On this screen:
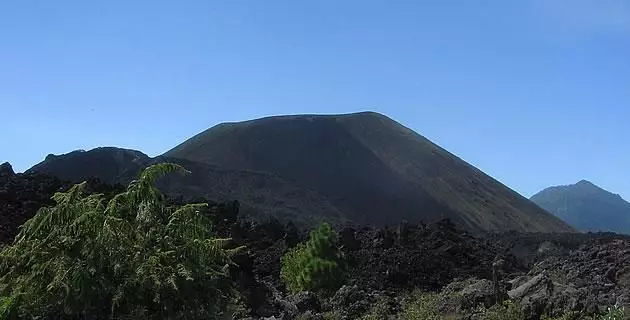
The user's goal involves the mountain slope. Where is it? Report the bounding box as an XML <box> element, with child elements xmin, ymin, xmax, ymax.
<box><xmin>164</xmin><ymin>111</ymin><xmax>573</xmax><ymax>232</ymax></box>
<box><xmin>28</xmin><ymin>147</ymin><xmax>151</xmax><ymax>185</ymax></box>
<box><xmin>531</xmin><ymin>180</ymin><xmax>630</xmax><ymax>234</ymax></box>
<box><xmin>27</xmin><ymin>149</ymin><xmax>347</xmax><ymax>226</ymax></box>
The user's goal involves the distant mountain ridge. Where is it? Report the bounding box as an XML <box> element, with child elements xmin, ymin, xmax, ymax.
<box><xmin>30</xmin><ymin>147</ymin><xmax>151</xmax><ymax>185</ymax></box>
<box><xmin>26</xmin><ymin>111</ymin><xmax>574</xmax><ymax>233</ymax></box>
<box><xmin>531</xmin><ymin>180</ymin><xmax>630</xmax><ymax>234</ymax></box>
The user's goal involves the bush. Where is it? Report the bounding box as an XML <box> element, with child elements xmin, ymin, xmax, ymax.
<box><xmin>472</xmin><ymin>300</ymin><xmax>523</xmax><ymax>320</ymax></box>
<box><xmin>541</xmin><ymin>304</ymin><xmax>625</xmax><ymax>320</ymax></box>
<box><xmin>402</xmin><ymin>290</ymin><xmax>442</xmax><ymax>320</ymax></box>
<box><xmin>363</xmin><ymin>295</ymin><xmax>393</xmax><ymax>320</ymax></box>
<box><xmin>397</xmin><ymin>291</ymin><xmax>626</xmax><ymax>320</ymax></box>
<box><xmin>0</xmin><ymin>163</ymin><xmax>243</xmax><ymax>319</ymax></box>
<box><xmin>322</xmin><ymin>311</ymin><xmax>342</xmax><ymax>320</ymax></box>
<box><xmin>0</xmin><ymin>295</ymin><xmax>18</xmax><ymax>320</ymax></box>
<box><xmin>280</xmin><ymin>222</ymin><xmax>345</xmax><ymax>294</ymax></box>
<box><xmin>601</xmin><ymin>305</ymin><xmax>625</xmax><ymax>320</ymax></box>
<box><xmin>542</xmin><ymin>311</ymin><xmax>591</xmax><ymax>320</ymax></box>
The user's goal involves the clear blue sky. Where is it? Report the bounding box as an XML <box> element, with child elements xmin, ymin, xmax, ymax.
<box><xmin>1</xmin><ymin>0</ymin><xmax>628</xmax><ymax>199</ymax></box>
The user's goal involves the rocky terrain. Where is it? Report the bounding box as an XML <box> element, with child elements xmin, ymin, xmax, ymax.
<box><xmin>232</xmin><ymin>219</ymin><xmax>630</xmax><ymax>319</ymax></box>
<box><xmin>0</xmin><ymin>162</ymin><xmax>67</xmax><ymax>244</ymax></box>
<box><xmin>1</xmin><ymin>168</ymin><xmax>629</xmax><ymax>319</ymax></box>
<box><xmin>519</xmin><ymin>236</ymin><xmax>630</xmax><ymax>317</ymax></box>
<box><xmin>0</xmin><ymin>161</ymin><xmax>124</xmax><ymax>245</ymax></box>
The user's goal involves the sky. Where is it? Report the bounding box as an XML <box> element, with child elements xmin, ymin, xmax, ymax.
<box><xmin>0</xmin><ymin>0</ymin><xmax>629</xmax><ymax>200</ymax></box>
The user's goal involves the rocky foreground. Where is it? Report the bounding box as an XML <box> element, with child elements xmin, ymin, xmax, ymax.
<box><xmin>230</xmin><ymin>217</ymin><xmax>630</xmax><ymax>319</ymax></box>
<box><xmin>2</xmin><ymin>163</ymin><xmax>630</xmax><ymax>319</ymax></box>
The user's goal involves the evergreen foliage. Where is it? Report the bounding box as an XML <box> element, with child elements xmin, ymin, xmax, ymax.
<box><xmin>280</xmin><ymin>222</ymin><xmax>345</xmax><ymax>294</ymax></box>
<box><xmin>0</xmin><ymin>163</ymin><xmax>243</xmax><ymax>319</ymax></box>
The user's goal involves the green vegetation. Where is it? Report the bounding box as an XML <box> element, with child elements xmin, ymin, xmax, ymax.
<box><xmin>322</xmin><ymin>311</ymin><xmax>342</xmax><ymax>320</ymax></box>
<box><xmin>384</xmin><ymin>290</ymin><xmax>626</xmax><ymax>320</ymax></box>
<box><xmin>542</xmin><ymin>311</ymin><xmax>592</xmax><ymax>320</ymax></box>
<box><xmin>0</xmin><ymin>163</ymin><xmax>242</xmax><ymax>319</ymax></box>
<box><xmin>472</xmin><ymin>300</ymin><xmax>524</xmax><ymax>320</ymax></box>
<box><xmin>539</xmin><ymin>305</ymin><xmax>625</xmax><ymax>320</ymax></box>
<box><xmin>362</xmin><ymin>295</ymin><xmax>393</xmax><ymax>320</ymax></box>
<box><xmin>280</xmin><ymin>222</ymin><xmax>345</xmax><ymax>294</ymax></box>
<box><xmin>602</xmin><ymin>305</ymin><xmax>626</xmax><ymax>320</ymax></box>
<box><xmin>0</xmin><ymin>161</ymin><xmax>627</xmax><ymax>320</ymax></box>
<box><xmin>402</xmin><ymin>290</ymin><xmax>443</xmax><ymax>320</ymax></box>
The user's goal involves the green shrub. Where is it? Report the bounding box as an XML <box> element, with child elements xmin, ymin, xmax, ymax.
<box><xmin>280</xmin><ymin>222</ymin><xmax>345</xmax><ymax>294</ymax></box>
<box><xmin>542</xmin><ymin>311</ymin><xmax>589</xmax><ymax>320</ymax></box>
<box><xmin>363</xmin><ymin>295</ymin><xmax>393</xmax><ymax>320</ymax></box>
<box><xmin>542</xmin><ymin>310</ymin><xmax>602</xmax><ymax>320</ymax></box>
<box><xmin>601</xmin><ymin>305</ymin><xmax>625</xmax><ymax>320</ymax></box>
<box><xmin>0</xmin><ymin>163</ymin><xmax>243</xmax><ymax>319</ymax></box>
<box><xmin>541</xmin><ymin>304</ymin><xmax>625</xmax><ymax>320</ymax></box>
<box><xmin>0</xmin><ymin>295</ymin><xmax>18</xmax><ymax>320</ymax></box>
<box><xmin>403</xmin><ymin>290</ymin><xmax>442</xmax><ymax>320</ymax></box>
<box><xmin>322</xmin><ymin>311</ymin><xmax>342</xmax><ymax>320</ymax></box>
<box><xmin>472</xmin><ymin>300</ymin><xmax>523</xmax><ymax>320</ymax></box>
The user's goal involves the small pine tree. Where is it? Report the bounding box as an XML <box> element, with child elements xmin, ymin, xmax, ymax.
<box><xmin>281</xmin><ymin>222</ymin><xmax>345</xmax><ymax>294</ymax></box>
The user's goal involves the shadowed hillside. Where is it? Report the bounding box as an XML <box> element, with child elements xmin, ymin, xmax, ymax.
<box><xmin>27</xmin><ymin>152</ymin><xmax>347</xmax><ymax>227</ymax></box>
<box><xmin>28</xmin><ymin>147</ymin><xmax>151</xmax><ymax>185</ymax></box>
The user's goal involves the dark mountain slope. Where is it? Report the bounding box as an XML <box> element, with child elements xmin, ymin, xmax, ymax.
<box><xmin>165</xmin><ymin>111</ymin><xmax>573</xmax><ymax>232</ymax></box>
<box><xmin>334</xmin><ymin>112</ymin><xmax>570</xmax><ymax>232</ymax></box>
<box><xmin>27</xmin><ymin>150</ymin><xmax>347</xmax><ymax>226</ymax></box>
<box><xmin>28</xmin><ymin>147</ymin><xmax>151</xmax><ymax>185</ymax></box>
<box><xmin>166</xmin><ymin>113</ymin><xmax>453</xmax><ymax>226</ymax></box>
<box><xmin>531</xmin><ymin>180</ymin><xmax>630</xmax><ymax>234</ymax></box>
<box><xmin>153</xmin><ymin>156</ymin><xmax>347</xmax><ymax>225</ymax></box>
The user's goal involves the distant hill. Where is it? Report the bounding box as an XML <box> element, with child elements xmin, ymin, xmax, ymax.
<box><xmin>531</xmin><ymin>180</ymin><xmax>630</xmax><ymax>234</ymax></box>
<box><xmin>27</xmin><ymin>112</ymin><xmax>574</xmax><ymax>233</ymax></box>
<box><xmin>29</xmin><ymin>147</ymin><xmax>151</xmax><ymax>185</ymax></box>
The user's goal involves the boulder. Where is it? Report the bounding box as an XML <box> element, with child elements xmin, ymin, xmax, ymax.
<box><xmin>506</xmin><ymin>271</ymin><xmax>594</xmax><ymax>319</ymax></box>
<box><xmin>288</xmin><ymin>292</ymin><xmax>320</xmax><ymax>313</ymax></box>
<box><xmin>507</xmin><ymin>275</ymin><xmax>530</xmax><ymax>291</ymax></box>
<box><xmin>459</xmin><ymin>279</ymin><xmax>497</xmax><ymax>309</ymax></box>
<box><xmin>440</xmin><ymin>278</ymin><xmax>506</xmax><ymax>312</ymax></box>
<box><xmin>508</xmin><ymin>273</ymin><xmax>548</xmax><ymax>300</ymax></box>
